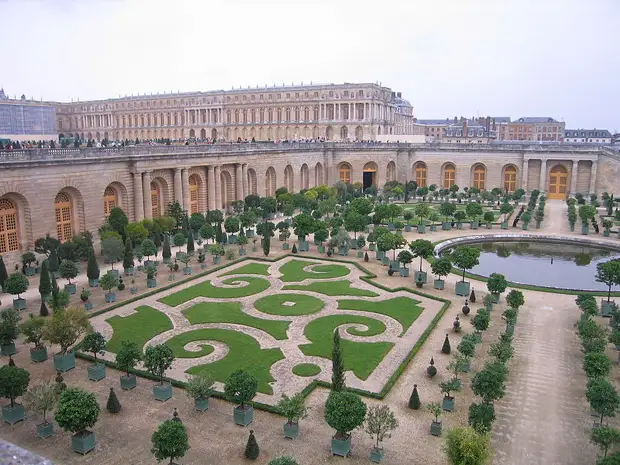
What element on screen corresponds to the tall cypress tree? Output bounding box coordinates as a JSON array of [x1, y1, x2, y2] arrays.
[[186, 227, 195, 254], [409, 384, 421, 409], [86, 247, 100, 282], [262, 235, 270, 257], [162, 235, 172, 262], [38, 259, 52, 298], [122, 239, 134, 270], [0, 254, 9, 290], [215, 222, 223, 244], [48, 247, 59, 275], [331, 329, 346, 392]]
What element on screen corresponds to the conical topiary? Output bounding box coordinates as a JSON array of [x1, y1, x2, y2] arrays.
[[106, 387, 121, 413], [427, 357, 437, 377], [364, 252, 369, 262], [244, 429, 260, 460], [408, 384, 421, 409], [441, 334, 451, 354], [469, 289, 476, 303], [292, 243, 298, 254], [40, 300, 49, 317]]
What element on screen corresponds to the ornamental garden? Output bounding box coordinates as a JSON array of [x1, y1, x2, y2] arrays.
[[1, 180, 620, 464]]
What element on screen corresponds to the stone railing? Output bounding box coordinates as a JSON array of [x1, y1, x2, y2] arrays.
[[0, 439, 54, 464]]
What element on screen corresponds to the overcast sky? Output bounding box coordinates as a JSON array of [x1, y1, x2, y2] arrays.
[[2, 0, 618, 130]]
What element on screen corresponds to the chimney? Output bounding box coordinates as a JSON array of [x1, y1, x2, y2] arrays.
[[397, 92, 402, 98]]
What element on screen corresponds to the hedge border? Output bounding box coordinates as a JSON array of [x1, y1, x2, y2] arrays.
[[76, 252, 451, 414]]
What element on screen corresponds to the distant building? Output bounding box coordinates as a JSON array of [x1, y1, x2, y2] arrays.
[[0, 89, 58, 142], [504, 117, 564, 142], [564, 129, 612, 144]]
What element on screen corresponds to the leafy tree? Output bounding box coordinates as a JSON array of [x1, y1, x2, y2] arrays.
[[54, 387, 100, 434], [409, 384, 421, 409], [106, 387, 121, 413], [81, 332, 106, 364], [439, 202, 457, 222], [38, 259, 53, 297], [471, 361, 507, 404], [108, 207, 129, 240], [350, 197, 373, 216], [483, 211, 495, 225], [224, 370, 257, 408], [324, 391, 367, 436], [43, 307, 91, 355], [487, 273, 508, 296], [457, 336, 476, 358], [0, 309, 20, 348], [0, 365, 30, 408], [377, 232, 407, 261], [126, 221, 149, 245], [122, 238, 134, 269], [277, 393, 309, 424], [584, 352, 612, 379], [189, 213, 206, 233], [166, 201, 185, 229], [344, 211, 366, 239], [199, 224, 215, 243], [100, 272, 119, 295], [431, 256, 453, 281], [151, 419, 190, 464], [443, 426, 491, 465], [506, 289, 525, 310], [468, 402, 495, 434], [23, 381, 57, 426], [293, 212, 316, 241], [224, 216, 240, 235], [34, 233, 60, 257], [450, 246, 481, 282], [173, 232, 186, 252], [4, 272, 29, 298], [364, 404, 399, 450], [409, 239, 434, 272], [20, 314, 46, 350], [186, 227, 195, 254], [590, 426, 620, 458], [472, 309, 490, 333], [488, 340, 513, 363], [115, 340, 142, 377], [244, 429, 260, 460], [141, 238, 158, 260], [414, 203, 430, 225], [268, 457, 299, 465], [331, 329, 346, 392], [143, 344, 174, 385], [397, 250, 414, 268], [596, 259, 620, 303], [0, 255, 8, 290], [59, 260, 78, 284], [465, 203, 484, 221], [84, 248, 99, 283]]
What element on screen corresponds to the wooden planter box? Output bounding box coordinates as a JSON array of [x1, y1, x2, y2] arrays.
[[37, 421, 54, 438], [12, 298, 26, 310], [54, 351, 76, 372], [283, 421, 299, 439], [430, 420, 442, 436], [104, 292, 116, 303], [370, 447, 384, 463], [88, 278, 99, 287], [30, 346, 48, 362], [195, 397, 209, 412], [2, 404, 25, 425], [331, 433, 352, 457], [153, 382, 172, 402], [234, 404, 253, 426], [64, 283, 77, 295], [87, 363, 106, 381], [434, 279, 445, 290], [72, 430, 96, 455], [120, 374, 137, 390], [147, 278, 157, 288], [455, 281, 470, 296], [0, 343, 16, 356]]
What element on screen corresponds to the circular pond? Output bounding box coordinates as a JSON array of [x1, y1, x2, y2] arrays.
[[441, 239, 620, 291]]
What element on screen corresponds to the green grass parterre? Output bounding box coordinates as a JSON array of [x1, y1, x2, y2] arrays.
[[159, 276, 271, 306], [278, 259, 351, 282]]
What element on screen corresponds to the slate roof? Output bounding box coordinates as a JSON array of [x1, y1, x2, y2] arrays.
[[564, 129, 612, 138], [514, 117, 560, 123]]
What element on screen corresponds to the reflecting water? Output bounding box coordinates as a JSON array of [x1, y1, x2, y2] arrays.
[[443, 241, 620, 291]]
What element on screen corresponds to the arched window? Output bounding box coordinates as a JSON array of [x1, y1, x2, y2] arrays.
[[0, 198, 19, 253], [473, 164, 486, 190], [151, 182, 161, 218], [55, 192, 73, 242], [503, 166, 517, 192], [286, 108, 291, 121], [339, 163, 352, 184], [415, 162, 427, 187], [189, 175, 199, 214], [340, 126, 348, 140], [103, 186, 117, 218], [443, 163, 456, 189], [386, 161, 396, 182]]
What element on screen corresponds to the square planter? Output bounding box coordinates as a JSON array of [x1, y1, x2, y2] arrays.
[[602, 300, 615, 317], [30, 346, 48, 362], [455, 281, 470, 296], [87, 363, 106, 381], [400, 267, 410, 277], [299, 241, 310, 252], [376, 250, 385, 260], [213, 256, 221, 264], [370, 447, 384, 463], [430, 420, 442, 436], [382, 256, 390, 266], [13, 297, 26, 310], [234, 404, 253, 426], [104, 292, 116, 303], [456, 223, 463, 230], [2, 404, 25, 425], [418, 224, 426, 234], [339, 246, 349, 256], [130, 287, 138, 295], [64, 283, 77, 295], [239, 248, 246, 256], [405, 224, 412, 232], [471, 221, 479, 229], [522, 223, 529, 231], [120, 374, 137, 390], [183, 267, 192, 275], [434, 279, 445, 290], [24, 266, 36, 276], [357, 250, 364, 258], [124, 267, 134, 276], [604, 230, 611, 237], [369, 243, 376, 251], [0, 343, 16, 356], [88, 278, 99, 287], [430, 224, 437, 231], [350, 241, 358, 250], [194, 397, 209, 412], [228, 234, 237, 244], [414, 270, 427, 284], [331, 433, 352, 457], [506, 323, 515, 336], [442, 222, 452, 231], [282, 243, 290, 250], [107, 269, 120, 278], [318, 245, 326, 253], [153, 382, 172, 402], [37, 421, 54, 439], [283, 421, 299, 439], [72, 430, 96, 455], [390, 260, 400, 269], [246, 230, 255, 238], [54, 351, 76, 372], [147, 278, 157, 288], [442, 396, 455, 412]]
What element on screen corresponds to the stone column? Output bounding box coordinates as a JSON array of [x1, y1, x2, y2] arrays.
[[214, 165, 221, 210], [142, 171, 152, 219], [133, 172, 144, 221], [521, 158, 529, 191], [207, 166, 216, 211], [571, 160, 579, 194], [242, 164, 249, 198], [182, 168, 190, 212], [589, 160, 598, 194], [236, 164, 244, 200], [539, 159, 547, 192], [174, 168, 183, 206]]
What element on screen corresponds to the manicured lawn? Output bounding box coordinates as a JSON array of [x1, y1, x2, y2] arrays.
[[159, 277, 271, 306], [254, 293, 324, 316], [292, 363, 321, 377], [299, 315, 394, 380], [221, 262, 271, 277], [279, 259, 350, 282], [283, 280, 379, 297], [106, 306, 173, 353], [170, 328, 284, 394], [337, 297, 424, 336], [182, 302, 290, 340]]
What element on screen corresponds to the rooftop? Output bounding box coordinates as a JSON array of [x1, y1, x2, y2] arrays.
[[515, 117, 561, 124], [565, 129, 612, 137]]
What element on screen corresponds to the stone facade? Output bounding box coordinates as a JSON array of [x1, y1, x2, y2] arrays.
[[0, 142, 618, 262]]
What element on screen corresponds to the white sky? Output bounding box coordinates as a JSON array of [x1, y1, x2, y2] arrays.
[[1, 0, 618, 130]]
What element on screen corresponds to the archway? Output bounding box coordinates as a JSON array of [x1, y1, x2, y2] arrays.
[[200, 128, 206, 139], [472, 163, 486, 190], [355, 126, 363, 140], [0, 198, 19, 253], [315, 162, 324, 186], [55, 192, 74, 242], [386, 161, 397, 183], [442, 163, 456, 189], [103, 185, 119, 218], [220, 170, 233, 209], [211, 128, 217, 140], [284, 165, 294, 192], [548, 164, 568, 200], [338, 162, 352, 184], [266, 167, 277, 197], [189, 129, 196, 138], [326, 126, 333, 140], [503, 165, 517, 193], [151, 182, 162, 218], [413, 162, 427, 187], [300, 164, 309, 190], [188, 174, 200, 214], [247, 168, 258, 195], [363, 161, 377, 191]]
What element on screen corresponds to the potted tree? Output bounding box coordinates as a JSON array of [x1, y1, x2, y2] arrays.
[[444, 427, 491, 464], [356, 235, 366, 258], [499, 202, 513, 229], [20, 313, 47, 362], [225, 215, 240, 244], [579, 205, 595, 235], [325, 391, 367, 457], [397, 250, 413, 278], [590, 426, 620, 460], [0, 309, 20, 356], [410, 239, 434, 286], [596, 259, 620, 317], [454, 211, 467, 229], [367, 232, 377, 251], [115, 340, 142, 390], [415, 203, 430, 233], [177, 252, 192, 275], [237, 235, 249, 256], [54, 387, 100, 454], [486, 272, 508, 303], [449, 246, 480, 296], [144, 343, 174, 401], [59, 259, 78, 295], [173, 232, 187, 256], [210, 244, 225, 264], [364, 404, 399, 463], [23, 381, 57, 438], [439, 202, 456, 230], [471, 361, 508, 405], [185, 372, 215, 412], [427, 402, 443, 436], [102, 236, 123, 277], [520, 211, 532, 230], [277, 393, 309, 439], [141, 238, 158, 267], [483, 211, 495, 229], [506, 289, 525, 311], [602, 219, 614, 237], [466, 203, 483, 229], [123, 238, 134, 275], [151, 419, 190, 465], [429, 212, 439, 232], [4, 272, 29, 310], [315, 228, 329, 253], [43, 306, 92, 372], [431, 256, 452, 290], [0, 365, 30, 424], [439, 377, 462, 412], [224, 369, 258, 426], [457, 336, 476, 372], [81, 332, 107, 381], [403, 211, 414, 232], [99, 272, 119, 303], [146, 265, 158, 288], [483, 293, 495, 312], [21, 251, 37, 276]]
